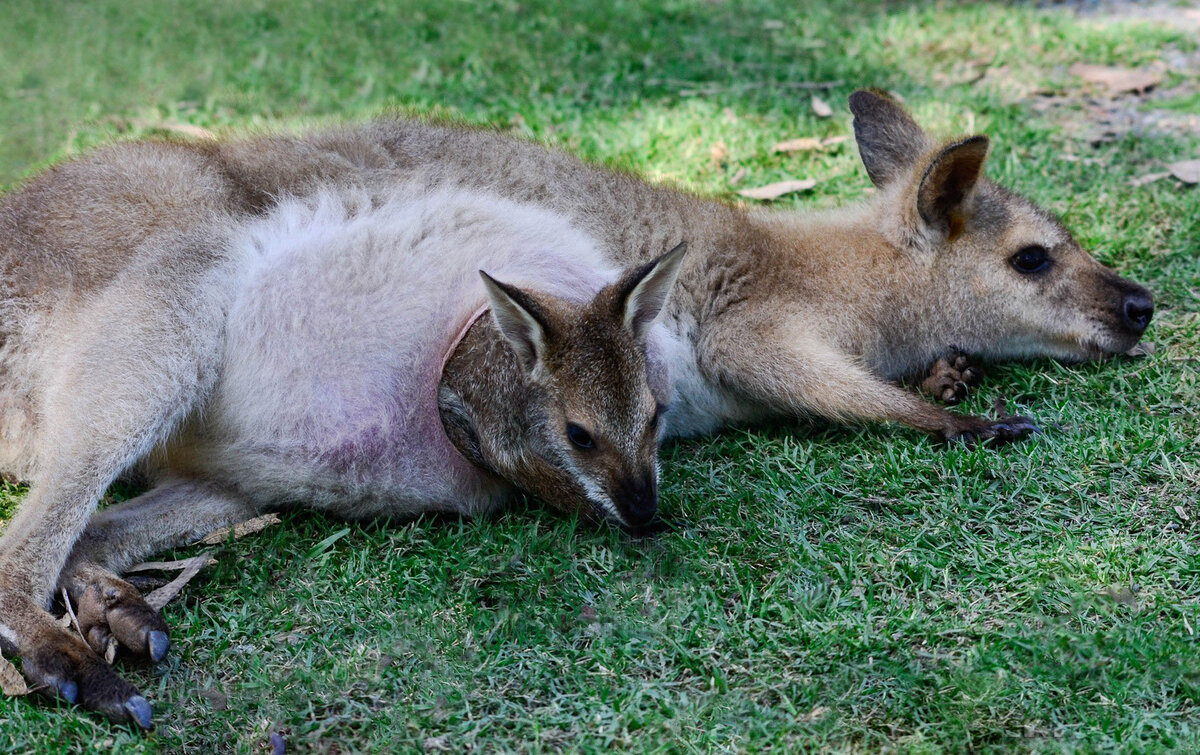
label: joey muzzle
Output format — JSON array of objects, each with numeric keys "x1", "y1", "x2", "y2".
[
  {"x1": 1121, "y1": 289, "x2": 1154, "y2": 335},
  {"x1": 613, "y1": 473, "x2": 658, "y2": 527}
]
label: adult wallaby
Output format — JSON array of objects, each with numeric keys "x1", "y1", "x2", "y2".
[
  {"x1": 0, "y1": 183, "x2": 685, "y2": 725},
  {"x1": 366, "y1": 90, "x2": 1153, "y2": 441}
]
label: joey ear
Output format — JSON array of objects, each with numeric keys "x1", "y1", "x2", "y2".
[
  {"x1": 916, "y1": 135, "x2": 989, "y2": 241},
  {"x1": 480, "y1": 270, "x2": 553, "y2": 372},
  {"x1": 615, "y1": 241, "x2": 688, "y2": 340},
  {"x1": 848, "y1": 89, "x2": 930, "y2": 187}
]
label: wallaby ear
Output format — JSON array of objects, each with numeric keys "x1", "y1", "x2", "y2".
[
  {"x1": 916, "y1": 135, "x2": 989, "y2": 241},
  {"x1": 848, "y1": 89, "x2": 930, "y2": 187},
  {"x1": 616, "y1": 241, "x2": 688, "y2": 341},
  {"x1": 480, "y1": 270, "x2": 553, "y2": 372}
]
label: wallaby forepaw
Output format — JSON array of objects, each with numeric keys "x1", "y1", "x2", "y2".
[
  {"x1": 920, "y1": 349, "x2": 985, "y2": 405},
  {"x1": 945, "y1": 415, "x2": 1040, "y2": 446}
]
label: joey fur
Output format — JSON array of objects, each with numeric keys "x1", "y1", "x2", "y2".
[
  {"x1": 0, "y1": 90, "x2": 1152, "y2": 726},
  {"x1": 0, "y1": 185, "x2": 684, "y2": 725}
]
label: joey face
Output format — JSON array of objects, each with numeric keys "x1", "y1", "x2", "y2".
[
  {"x1": 477, "y1": 243, "x2": 686, "y2": 532},
  {"x1": 511, "y1": 321, "x2": 666, "y2": 531},
  {"x1": 849, "y1": 89, "x2": 1153, "y2": 363}
]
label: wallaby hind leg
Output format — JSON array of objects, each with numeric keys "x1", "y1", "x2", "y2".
[
  {"x1": 700, "y1": 307, "x2": 1037, "y2": 444},
  {"x1": 0, "y1": 253, "x2": 230, "y2": 727},
  {"x1": 57, "y1": 480, "x2": 259, "y2": 665}
]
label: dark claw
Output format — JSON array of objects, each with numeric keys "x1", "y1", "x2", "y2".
[
  {"x1": 147, "y1": 631, "x2": 169, "y2": 663},
  {"x1": 55, "y1": 678, "x2": 79, "y2": 705},
  {"x1": 946, "y1": 415, "x2": 1041, "y2": 447},
  {"x1": 961, "y1": 366, "x2": 984, "y2": 385},
  {"x1": 124, "y1": 695, "x2": 154, "y2": 730}
]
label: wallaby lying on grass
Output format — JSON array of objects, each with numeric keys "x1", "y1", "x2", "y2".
[
  {"x1": 0, "y1": 88, "x2": 1152, "y2": 726},
  {"x1": 0, "y1": 181, "x2": 685, "y2": 725},
  {"x1": 362, "y1": 89, "x2": 1154, "y2": 440}
]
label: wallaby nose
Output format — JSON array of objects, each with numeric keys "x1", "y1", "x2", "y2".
[
  {"x1": 619, "y1": 474, "x2": 658, "y2": 527},
  {"x1": 1122, "y1": 290, "x2": 1154, "y2": 334}
]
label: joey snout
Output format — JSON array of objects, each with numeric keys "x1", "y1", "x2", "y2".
[{"x1": 612, "y1": 472, "x2": 658, "y2": 529}]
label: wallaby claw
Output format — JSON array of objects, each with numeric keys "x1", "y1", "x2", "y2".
[
  {"x1": 123, "y1": 695, "x2": 154, "y2": 730},
  {"x1": 920, "y1": 349, "x2": 985, "y2": 405},
  {"x1": 147, "y1": 631, "x2": 169, "y2": 663},
  {"x1": 50, "y1": 677, "x2": 79, "y2": 705}
]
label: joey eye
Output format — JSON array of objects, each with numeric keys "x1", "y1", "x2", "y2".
[
  {"x1": 1010, "y1": 245, "x2": 1052, "y2": 274},
  {"x1": 566, "y1": 423, "x2": 595, "y2": 450}
]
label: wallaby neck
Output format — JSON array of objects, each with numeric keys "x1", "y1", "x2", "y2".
[{"x1": 741, "y1": 203, "x2": 955, "y2": 379}]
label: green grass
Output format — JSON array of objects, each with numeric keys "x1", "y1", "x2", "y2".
[{"x1": 2, "y1": 0, "x2": 1199, "y2": 751}]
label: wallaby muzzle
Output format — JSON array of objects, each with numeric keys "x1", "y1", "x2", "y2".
[{"x1": 1105, "y1": 272, "x2": 1155, "y2": 345}]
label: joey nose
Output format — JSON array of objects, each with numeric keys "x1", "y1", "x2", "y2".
[
  {"x1": 619, "y1": 475, "x2": 658, "y2": 527},
  {"x1": 1122, "y1": 290, "x2": 1154, "y2": 333}
]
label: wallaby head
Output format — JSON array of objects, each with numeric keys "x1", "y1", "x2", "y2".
[
  {"x1": 464, "y1": 242, "x2": 687, "y2": 531},
  {"x1": 849, "y1": 89, "x2": 1153, "y2": 363}
]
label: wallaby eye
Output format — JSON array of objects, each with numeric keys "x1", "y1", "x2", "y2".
[
  {"x1": 1011, "y1": 245, "x2": 1052, "y2": 274},
  {"x1": 566, "y1": 423, "x2": 595, "y2": 450}
]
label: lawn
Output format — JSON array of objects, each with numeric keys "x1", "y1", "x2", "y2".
[{"x1": 1, "y1": 0, "x2": 1198, "y2": 751}]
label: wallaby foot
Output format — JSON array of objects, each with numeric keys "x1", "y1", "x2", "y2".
[
  {"x1": 943, "y1": 412, "x2": 1040, "y2": 446},
  {"x1": 0, "y1": 591, "x2": 153, "y2": 728},
  {"x1": 62, "y1": 562, "x2": 169, "y2": 664},
  {"x1": 53, "y1": 479, "x2": 260, "y2": 671},
  {"x1": 919, "y1": 349, "x2": 984, "y2": 405}
]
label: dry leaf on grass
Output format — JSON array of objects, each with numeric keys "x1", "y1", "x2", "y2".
[
  {"x1": 772, "y1": 137, "x2": 822, "y2": 153},
  {"x1": 132, "y1": 120, "x2": 216, "y2": 140},
  {"x1": 737, "y1": 178, "x2": 817, "y2": 200},
  {"x1": 810, "y1": 95, "x2": 833, "y2": 118},
  {"x1": 772, "y1": 135, "x2": 849, "y2": 153},
  {"x1": 127, "y1": 556, "x2": 217, "y2": 573},
  {"x1": 198, "y1": 513, "x2": 282, "y2": 545},
  {"x1": 145, "y1": 551, "x2": 214, "y2": 610},
  {"x1": 710, "y1": 140, "x2": 728, "y2": 164},
  {"x1": 0, "y1": 655, "x2": 28, "y2": 696},
  {"x1": 1068, "y1": 63, "x2": 1162, "y2": 95},
  {"x1": 1168, "y1": 159, "x2": 1200, "y2": 184},
  {"x1": 1131, "y1": 172, "x2": 1170, "y2": 187},
  {"x1": 728, "y1": 166, "x2": 747, "y2": 186}
]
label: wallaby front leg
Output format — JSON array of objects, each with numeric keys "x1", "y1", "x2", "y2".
[
  {"x1": 58, "y1": 480, "x2": 259, "y2": 665},
  {"x1": 701, "y1": 318, "x2": 1036, "y2": 443}
]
